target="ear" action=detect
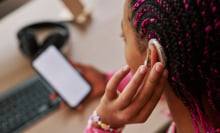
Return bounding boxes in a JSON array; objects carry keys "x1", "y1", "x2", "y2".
[
  {"x1": 145, "y1": 39, "x2": 167, "y2": 67},
  {"x1": 149, "y1": 44, "x2": 158, "y2": 67}
]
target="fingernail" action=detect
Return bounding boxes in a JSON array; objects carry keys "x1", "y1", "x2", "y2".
[
  {"x1": 122, "y1": 65, "x2": 129, "y2": 71},
  {"x1": 155, "y1": 63, "x2": 164, "y2": 72},
  {"x1": 139, "y1": 65, "x2": 147, "y2": 74}
]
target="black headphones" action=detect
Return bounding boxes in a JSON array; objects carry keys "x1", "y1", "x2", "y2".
[{"x1": 17, "y1": 21, "x2": 70, "y2": 58}]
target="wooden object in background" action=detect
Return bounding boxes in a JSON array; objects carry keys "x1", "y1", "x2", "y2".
[
  {"x1": 62, "y1": 0, "x2": 91, "y2": 24},
  {"x1": 0, "y1": 0, "x2": 29, "y2": 18}
]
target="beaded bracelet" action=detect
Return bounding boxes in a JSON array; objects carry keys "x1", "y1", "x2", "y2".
[{"x1": 87, "y1": 110, "x2": 122, "y2": 133}]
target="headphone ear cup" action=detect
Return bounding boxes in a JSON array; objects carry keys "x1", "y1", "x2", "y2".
[
  {"x1": 42, "y1": 32, "x2": 66, "y2": 49},
  {"x1": 18, "y1": 29, "x2": 39, "y2": 57}
]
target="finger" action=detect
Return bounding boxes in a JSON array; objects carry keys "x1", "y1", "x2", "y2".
[
  {"x1": 68, "y1": 58, "x2": 80, "y2": 68},
  {"x1": 136, "y1": 62, "x2": 165, "y2": 104},
  {"x1": 73, "y1": 62, "x2": 86, "y2": 69},
  {"x1": 123, "y1": 63, "x2": 165, "y2": 116},
  {"x1": 130, "y1": 69, "x2": 168, "y2": 123},
  {"x1": 105, "y1": 65, "x2": 130, "y2": 100},
  {"x1": 49, "y1": 92, "x2": 58, "y2": 101},
  {"x1": 59, "y1": 101, "x2": 67, "y2": 109},
  {"x1": 117, "y1": 65, "x2": 148, "y2": 108},
  {"x1": 76, "y1": 105, "x2": 83, "y2": 111},
  {"x1": 68, "y1": 59, "x2": 88, "y2": 72}
]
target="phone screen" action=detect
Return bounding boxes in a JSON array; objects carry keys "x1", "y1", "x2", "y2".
[{"x1": 32, "y1": 45, "x2": 91, "y2": 108}]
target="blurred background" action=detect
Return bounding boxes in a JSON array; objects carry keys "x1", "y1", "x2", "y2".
[
  {"x1": 0, "y1": 0, "x2": 126, "y2": 93},
  {"x1": 0, "y1": 0, "x2": 171, "y2": 132},
  {"x1": 0, "y1": 0, "x2": 29, "y2": 18}
]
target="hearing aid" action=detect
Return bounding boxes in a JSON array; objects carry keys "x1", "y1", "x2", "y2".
[{"x1": 144, "y1": 38, "x2": 167, "y2": 67}]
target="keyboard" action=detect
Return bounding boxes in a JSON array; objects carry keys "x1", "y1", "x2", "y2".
[{"x1": 0, "y1": 75, "x2": 61, "y2": 133}]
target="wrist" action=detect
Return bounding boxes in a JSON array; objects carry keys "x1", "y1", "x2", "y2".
[{"x1": 87, "y1": 110, "x2": 123, "y2": 133}]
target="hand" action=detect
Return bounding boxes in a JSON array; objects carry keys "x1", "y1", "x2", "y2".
[
  {"x1": 69, "y1": 60, "x2": 107, "y2": 100},
  {"x1": 95, "y1": 62, "x2": 168, "y2": 128}
]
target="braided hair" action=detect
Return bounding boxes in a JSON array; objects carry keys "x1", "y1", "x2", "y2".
[{"x1": 129, "y1": 0, "x2": 220, "y2": 132}]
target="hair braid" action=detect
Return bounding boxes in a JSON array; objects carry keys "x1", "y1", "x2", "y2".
[{"x1": 130, "y1": 0, "x2": 220, "y2": 132}]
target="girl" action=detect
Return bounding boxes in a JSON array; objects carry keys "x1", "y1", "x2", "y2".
[{"x1": 75, "y1": 0, "x2": 220, "y2": 132}]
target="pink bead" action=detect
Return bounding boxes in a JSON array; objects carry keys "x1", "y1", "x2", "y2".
[
  {"x1": 192, "y1": 22, "x2": 196, "y2": 28},
  {"x1": 172, "y1": 76, "x2": 176, "y2": 81},
  {"x1": 181, "y1": 64, "x2": 184, "y2": 68},
  {"x1": 202, "y1": 11, "x2": 205, "y2": 16},
  {"x1": 183, "y1": 0, "x2": 186, "y2": 4},
  {"x1": 216, "y1": 128, "x2": 220, "y2": 133},
  {"x1": 212, "y1": 6, "x2": 216, "y2": 13},
  {"x1": 205, "y1": 25, "x2": 212, "y2": 33},
  {"x1": 215, "y1": 21, "x2": 220, "y2": 29},
  {"x1": 197, "y1": 0, "x2": 200, "y2": 5},
  {"x1": 214, "y1": 69, "x2": 218, "y2": 74},
  {"x1": 185, "y1": 4, "x2": 189, "y2": 10}
]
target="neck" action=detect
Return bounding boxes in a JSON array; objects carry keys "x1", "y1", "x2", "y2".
[
  {"x1": 164, "y1": 86, "x2": 196, "y2": 133},
  {"x1": 164, "y1": 85, "x2": 220, "y2": 133}
]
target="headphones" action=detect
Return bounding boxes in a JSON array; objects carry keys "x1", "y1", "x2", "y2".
[{"x1": 17, "y1": 22, "x2": 70, "y2": 58}]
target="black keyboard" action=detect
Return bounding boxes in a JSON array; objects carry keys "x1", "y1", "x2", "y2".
[{"x1": 0, "y1": 75, "x2": 61, "y2": 133}]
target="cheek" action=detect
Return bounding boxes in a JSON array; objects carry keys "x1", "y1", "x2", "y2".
[{"x1": 124, "y1": 44, "x2": 143, "y2": 75}]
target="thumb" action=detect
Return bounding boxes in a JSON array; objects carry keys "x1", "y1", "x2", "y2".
[
  {"x1": 68, "y1": 58, "x2": 78, "y2": 68},
  {"x1": 68, "y1": 59, "x2": 87, "y2": 72}
]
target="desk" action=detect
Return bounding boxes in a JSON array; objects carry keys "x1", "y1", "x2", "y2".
[{"x1": 0, "y1": 0, "x2": 171, "y2": 132}]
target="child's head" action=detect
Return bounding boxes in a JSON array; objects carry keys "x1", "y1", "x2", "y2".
[{"x1": 121, "y1": 0, "x2": 219, "y2": 132}]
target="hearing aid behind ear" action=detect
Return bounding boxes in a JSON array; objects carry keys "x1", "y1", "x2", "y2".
[{"x1": 144, "y1": 39, "x2": 167, "y2": 67}]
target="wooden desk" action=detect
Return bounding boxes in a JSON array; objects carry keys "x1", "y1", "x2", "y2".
[{"x1": 0, "y1": 0, "x2": 171, "y2": 132}]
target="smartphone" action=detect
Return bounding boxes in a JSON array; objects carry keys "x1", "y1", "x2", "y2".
[{"x1": 32, "y1": 45, "x2": 91, "y2": 108}]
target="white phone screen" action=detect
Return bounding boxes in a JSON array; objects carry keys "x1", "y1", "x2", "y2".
[{"x1": 32, "y1": 45, "x2": 91, "y2": 108}]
